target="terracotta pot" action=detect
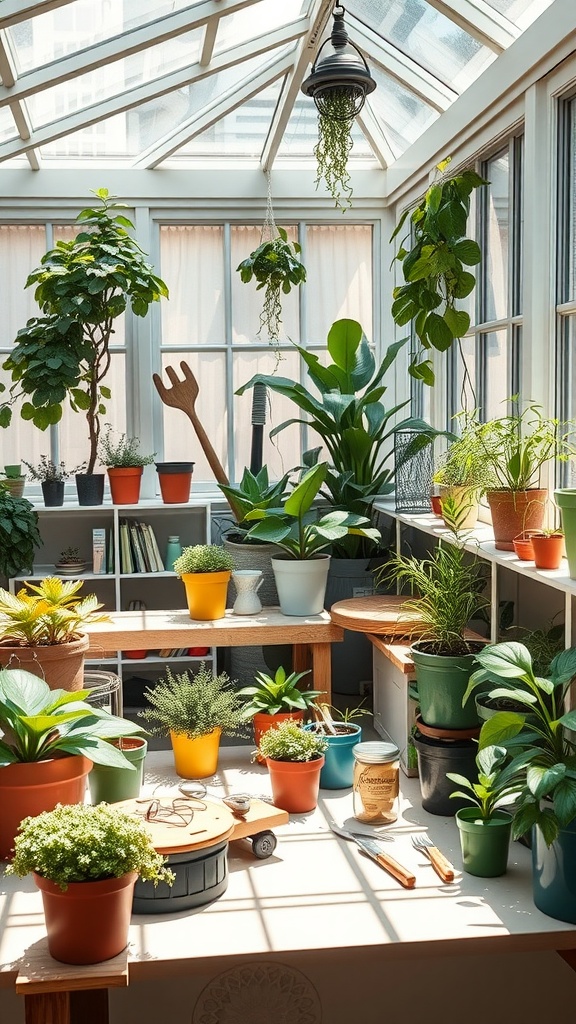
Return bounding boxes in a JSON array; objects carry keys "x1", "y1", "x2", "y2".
[
  {"x1": 530, "y1": 533, "x2": 565, "y2": 570},
  {"x1": 512, "y1": 533, "x2": 535, "y2": 561},
  {"x1": 252, "y1": 710, "x2": 305, "y2": 765},
  {"x1": 414, "y1": 711, "x2": 480, "y2": 742},
  {"x1": 430, "y1": 495, "x2": 443, "y2": 516},
  {"x1": 170, "y1": 727, "x2": 222, "y2": 779},
  {"x1": 265, "y1": 755, "x2": 325, "y2": 813},
  {"x1": 0, "y1": 754, "x2": 92, "y2": 861},
  {"x1": 181, "y1": 570, "x2": 231, "y2": 620},
  {"x1": 107, "y1": 466, "x2": 143, "y2": 505},
  {"x1": 34, "y1": 870, "x2": 137, "y2": 964},
  {"x1": 156, "y1": 462, "x2": 194, "y2": 503},
  {"x1": 0, "y1": 634, "x2": 89, "y2": 691},
  {"x1": 486, "y1": 489, "x2": 547, "y2": 550}
]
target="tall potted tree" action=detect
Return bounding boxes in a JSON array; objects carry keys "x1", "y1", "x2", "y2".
[{"x1": 0, "y1": 189, "x2": 169, "y2": 505}]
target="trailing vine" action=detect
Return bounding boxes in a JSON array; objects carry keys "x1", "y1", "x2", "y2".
[
  {"x1": 314, "y1": 88, "x2": 355, "y2": 212},
  {"x1": 390, "y1": 158, "x2": 489, "y2": 385},
  {"x1": 236, "y1": 227, "x2": 306, "y2": 347}
]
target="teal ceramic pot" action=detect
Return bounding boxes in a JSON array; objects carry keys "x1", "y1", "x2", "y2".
[
  {"x1": 306, "y1": 723, "x2": 361, "y2": 789},
  {"x1": 455, "y1": 807, "x2": 513, "y2": 877},
  {"x1": 88, "y1": 737, "x2": 147, "y2": 804},
  {"x1": 411, "y1": 641, "x2": 484, "y2": 730},
  {"x1": 554, "y1": 489, "x2": 576, "y2": 580},
  {"x1": 531, "y1": 817, "x2": 576, "y2": 924}
]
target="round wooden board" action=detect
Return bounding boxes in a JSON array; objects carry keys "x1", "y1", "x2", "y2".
[
  {"x1": 329, "y1": 595, "x2": 426, "y2": 636},
  {"x1": 114, "y1": 797, "x2": 236, "y2": 854}
]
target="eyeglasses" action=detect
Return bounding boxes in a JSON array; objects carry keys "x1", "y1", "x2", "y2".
[{"x1": 135, "y1": 796, "x2": 206, "y2": 828}]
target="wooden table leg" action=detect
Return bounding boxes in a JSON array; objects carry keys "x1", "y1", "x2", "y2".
[
  {"x1": 311, "y1": 642, "x2": 332, "y2": 704},
  {"x1": 559, "y1": 949, "x2": 576, "y2": 972},
  {"x1": 24, "y1": 988, "x2": 109, "y2": 1024}
]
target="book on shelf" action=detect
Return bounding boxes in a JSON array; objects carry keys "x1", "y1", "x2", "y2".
[
  {"x1": 129, "y1": 522, "x2": 147, "y2": 574},
  {"x1": 139, "y1": 521, "x2": 164, "y2": 572},
  {"x1": 119, "y1": 519, "x2": 134, "y2": 574},
  {"x1": 92, "y1": 528, "x2": 106, "y2": 575},
  {"x1": 106, "y1": 527, "x2": 115, "y2": 574}
]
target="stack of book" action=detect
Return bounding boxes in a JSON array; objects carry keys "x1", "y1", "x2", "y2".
[
  {"x1": 119, "y1": 519, "x2": 165, "y2": 574},
  {"x1": 157, "y1": 648, "x2": 189, "y2": 658}
]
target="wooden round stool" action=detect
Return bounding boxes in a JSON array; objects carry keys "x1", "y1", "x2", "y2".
[{"x1": 329, "y1": 594, "x2": 425, "y2": 638}]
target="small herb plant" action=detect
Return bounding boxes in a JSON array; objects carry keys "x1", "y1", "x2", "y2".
[
  {"x1": 447, "y1": 742, "x2": 522, "y2": 820},
  {"x1": 314, "y1": 93, "x2": 354, "y2": 212},
  {"x1": 0, "y1": 577, "x2": 108, "y2": 645},
  {"x1": 139, "y1": 664, "x2": 246, "y2": 741},
  {"x1": 256, "y1": 718, "x2": 327, "y2": 763},
  {"x1": 236, "y1": 227, "x2": 306, "y2": 346},
  {"x1": 173, "y1": 544, "x2": 235, "y2": 575},
  {"x1": 0, "y1": 489, "x2": 41, "y2": 578},
  {"x1": 98, "y1": 424, "x2": 155, "y2": 468},
  {"x1": 22, "y1": 456, "x2": 72, "y2": 482},
  {"x1": 391, "y1": 158, "x2": 488, "y2": 385},
  {"x1": 470, "y1": 402, "x2": 576, "y2": 490},
  {"x1": 6, "y1": 803, "x2": 174, "y2": 891},
  {"x1": 58, "y1": 546, "x2": 84, "y2": 564},
  {"x1": 238, "y1": 665, "x2": 322, "y2": 718}
]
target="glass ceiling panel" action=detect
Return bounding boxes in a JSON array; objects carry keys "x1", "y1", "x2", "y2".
[
  {"x1": 482, "y1": 0, "x2": 553, "y2": 21},
  {"x1": 173, "y1": 81, "x2": 283, "y2": 159},
  {"x1": 348, "y1": 0, "x2": 495, "y2": 91},
  {"x1": 0, "y1": 106, "x2": 20, "y2": 146},
  {"x1": 367, "y1": 63, "x2": 439, "y2": 152},
  {"x1": 215, "y1": 0, "x2": 308, "y2": 54},
  {"x1": 276, "y1": 97, "x2": 373, "y2": 160},
  {"x1": 8, "y1": 0, "x2": 198, "y2": 74}
]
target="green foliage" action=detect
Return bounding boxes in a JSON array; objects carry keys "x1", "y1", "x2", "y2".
[
  {"x1": 238, "y1": 665, "x2": 321, "y2": 717},
  {"x1": 433, "y1": 410, "x2": 495, "y2": 490},
  {"x1": 1, "y1": 189, "x2": 169, "y2": 473},
  {"x1": 98, "y1": 423, "x2": 155, "y2": 467},
  {"x1": 139, "y1": 664, "x2": 246, "y2": 740},
  {"x1": 0, "y1": 577, "x2": 108, "y2": 645},
  {"x1": 447, "y1": 742, "x2": 522, "y2": 820},
  {"x1": 237, "y1": 318, "x2": 434, "y2": 554},
  {"x1": 256, "y1": 718, "x2": 328, "y2": 762},
  {"x1": 173, "y1": 544, "x2": 235, "y2": 575},
  {"x1": 314, "y1": 93, "x2": 354, "y2": 212},
  {"x1": 218, "y1": 465, "x2": 290, "y2": 535},
  {"x1": 244, "y1": 462, "x2": 380, "y2": 559},
  {"x1": 391, "y1": 159, "x2": 488, "y2": 384},
  {"x1": 6, "y1": 803, "x2": 174, "y2": 890},
  {"x1": 469, "y1": 402, "x2": 576, "y2": 490},
  {"x1": 22, "y1": 456, "x2": 72, "y2": 482},
  {"x1": 0, "y1": 490, "x2": 41, "y2": 578},
  {"x1": 474, "y1": 642, "x2": 576, "y2": 843},
  {"x1": 236, "y1": 227, "x2": 306, "y2": 345},
  {"x1": 0, "y1": 667, "x2": 144, "y2": 766}
]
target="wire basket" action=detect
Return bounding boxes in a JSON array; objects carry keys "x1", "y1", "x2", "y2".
[{"x1": 394, "y1": 429, "x2": 433, "y2": 514}]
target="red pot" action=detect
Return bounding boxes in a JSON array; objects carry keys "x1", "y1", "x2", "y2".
[
  {"x1": 512, "y1": 534, "x2": 535, "y2": 561},
  {"x1": 34, "y1": 870, "x2": 137, "y2": 964},
  {"x1": 156, "y1": 462, "x2": 194, "y2": 504},
  {"x1": 253, "y1": 710, "x2": 304, "y2": 765},
  {"x1": 266, "y1": 755, "x2": 325, "y2": 813},
  {"x1": 430, "y1": 495, "x2": 443, "y2": 516},
  {"x1": 107, "y1": 466, "x2": 143, "y2": 505},
  {"x1": 530, "y1": 533, "x2": 565, "y2": 570}
]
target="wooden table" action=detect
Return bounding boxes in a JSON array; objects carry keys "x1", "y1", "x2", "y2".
[{"x1": 86, "y1": 607, "x2": 344, "y2": 704}]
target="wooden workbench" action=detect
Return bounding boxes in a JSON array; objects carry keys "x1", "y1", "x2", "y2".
[{"x1": 86, "y1": 607, "x2": 344, "y2": 704}]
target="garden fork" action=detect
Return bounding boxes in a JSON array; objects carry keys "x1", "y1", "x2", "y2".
[
  {"x1": 153, "y1": 361, "x2": 229, "y2": 487},
  {"x1": 411, "y1": 833, "x2": 455, "y2": 883}
]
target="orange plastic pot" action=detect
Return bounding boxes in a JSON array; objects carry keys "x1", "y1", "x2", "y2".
[
  {"x1": 265, "y1": 756, "x2": 325, "y2": 813},
  {"x1": 253, "y1": 710, "x2": 304, "y2": 765},
  {"x1": 181, "y1": 571, "x2": 231, "y2": 620},
  {"x1": 34, "y1": 870, "x2": 137, "y2": 964},
  {"x1": 530, "y1": 533, "x2": 565, "y2": 570},
  {"x1": 512, "y1": 534, "x2": 535, "y2": 561},
  {"x1": 107, "y1": 466, "x2": 143, "y2": 505},
  {"x1": 156, "y1": 462, "x2": 194, "y2": 504},
  {"x1": 170, "y1": 728, "x2": 222, "y2": 779}
]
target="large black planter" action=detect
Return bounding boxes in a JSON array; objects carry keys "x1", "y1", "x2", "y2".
[
  {"x1": 41, "y1": 480, "x2": 65, "y2": 507},
  {"x1": 413, "y1": 732, "x2": 478, "y2": 816},
  {"x1": 75, "y1": 473, "x2": 105, "y2": 506}
]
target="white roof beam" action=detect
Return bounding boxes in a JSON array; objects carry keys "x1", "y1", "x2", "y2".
[
  {"x1": 137, "y1": 53, "x2": 295, "y2": 168},
  {"x1": 0, "y1": 0, "x2": 263, "y2": 108},
  {"x1": 0, "y1": 0, "x2": 76, "y2": 29},
  {"x1": 0, "y1": 29, "x2": 38, "y2": 168},
  {"x1": 261, "y1": 0, "x2": 333, "y2": 172},
  {"x1": 424, "y1": 0, "x2": 519, "y2": 53},
  {"x1": 200, "y1": 17, "x2": 220, "y2": 67},
  {"x1": 0, "y1": 20, "x2": 307, "y2": 162},
  {"x1": 357, "y1": 102, "x2": 397, "y2": 169}
]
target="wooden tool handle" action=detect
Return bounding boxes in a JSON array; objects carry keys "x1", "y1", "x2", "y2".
[
  {"x1": 186, "y1": 408, "x2": 230, "y2": 487},
  {"x1": 374, "y1": 851, "x2": 416, "y2": 889},
  {"x1": 427, "y1": 846, "x2": 455, "y2": 883}
]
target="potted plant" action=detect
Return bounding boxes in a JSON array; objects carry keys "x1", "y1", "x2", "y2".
[
  {"x1": 472, "y1": 641, "x2": 576, "y2": 923},
  {"x1": 447, "y1": 740, "x2": 521, "y2": 877},
  {"x1": 87, "y1": 733, "x2": 148, "y2": 805},
  {"x1": 1, "y1": 464, "x2": 26, "y2": 498},
  {"x1": 173, "y1": 544, "x2": 235, "y2": 620},
  {"x1": 0, "y1": 488, "x2": 41, "y2": 578},
  {"x1": 98, "y1": 423, "x2": 155, "y2": 505},
  {"x1": 138, "y1": 663, "x2": 246, "y2": 778},
  {"x1": 22, "y1": 455, "x2": 74, "y2": 507},
  {"x1": 244, "y1": 461, "x2": 380, "y2": 615},
  {"x1": 5, "y1": 802, "x2": 173, "y2": 963},
  {"x1": 0, "y1": 189, "x2": 169, "y2": 506},
  {"x1": 0, "y1": 666, "x2": 145, "y2": 859},
  {"x1": 306, "y1": 702, "x2": 368, "y2": 789},
  {"x1": 236, "y1": 227, "x2": 306, "y2": 348},
  {"x1": 255, "y1": 718, "x2": 327, "y2": 813},
  {"x1": 432, "y1": 411, "x2": 495, "y2": 529},
  {"x1": 238, "y1": 665, "x2": 322, "y2": 763},
  {"x1": 528, "y1": 527, "x2": 565, "y2": 570},
  {"x1": 55, "y1": 545, "x2": 88, "y2": 575},
  {"x1": 0, "y1": 576, "x2": 109, "y2": 691}
]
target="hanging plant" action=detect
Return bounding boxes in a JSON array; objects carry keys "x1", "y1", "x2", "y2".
[
  {"x1": 237, "y1": 228, "x2": 306, "y2": 348},
  {"x1": 390, "y1": 157, "x2": 489, "y2": 385},
  {"x1": 314, "y1": 89, "x2": 354, "y2": 212}
]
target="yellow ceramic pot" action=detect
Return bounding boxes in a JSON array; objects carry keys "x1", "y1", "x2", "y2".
[
  {"x1": 170, "y1": 728, "x2": 222, "y2": 778},
  {"x1": 181, "y1": 571, "x2": 231, "y2": 620}
]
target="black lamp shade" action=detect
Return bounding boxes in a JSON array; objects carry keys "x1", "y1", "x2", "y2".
[{"x1": 301, "y1": 4, "x2": 376, "y2": 120}]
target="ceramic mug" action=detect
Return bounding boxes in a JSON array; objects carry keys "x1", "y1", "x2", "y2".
[{"x1": 232, "y1": 570, "x2": 264, "y2": 615}]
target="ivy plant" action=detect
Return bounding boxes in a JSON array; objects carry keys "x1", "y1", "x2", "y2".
[
  {"x1": 390, "y1": 159, "x2": 489, "y2": 385},
  {"x1": 314, "y1": 91, "x2": 355, "y2": 212},
  {"x1": 236, "y1": 227, "x2": 306, "y2": 347},
  {"x1": 0, "y1": 189, "x2": 169, "y2": 473}
]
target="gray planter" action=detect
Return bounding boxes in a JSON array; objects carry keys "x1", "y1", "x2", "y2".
[{"x1": 324, "y1": 557, "x2": 379, "y2": 695}]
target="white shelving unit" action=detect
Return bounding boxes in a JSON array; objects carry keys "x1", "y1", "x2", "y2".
[{"x1": 8, "y1": 499, "x2": 215, "y2": 704}]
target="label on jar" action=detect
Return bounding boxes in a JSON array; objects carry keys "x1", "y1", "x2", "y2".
[{"x1": 353, "y1": 761, "x2": 399, "y2": 823}]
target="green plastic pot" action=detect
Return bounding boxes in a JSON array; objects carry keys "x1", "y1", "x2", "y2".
[
  {"x1": 455, "y1": 807, "x2": 513, "y2": 877},
  {"x1": 88, "y1": 737, "x2": 147, "y2": 804},
  {"x1": 410, "y1": 642, "x2": 484, "y2": 730},
  {"x1": 554, "y1": 489, "x2": 576, "y2": 579}
]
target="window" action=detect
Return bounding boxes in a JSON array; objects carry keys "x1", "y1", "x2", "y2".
[{"x1": 556, "y1": 92, "x2": 576, "y2": 485}]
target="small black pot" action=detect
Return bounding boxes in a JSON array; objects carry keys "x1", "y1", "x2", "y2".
[
  {"x1": 75, "y1": 473, "x2": 105, "y2": 506},
  {"x1": 413, "y1": 732, "x2": 478, "y2": 816},
  {"x1": 41, "y1": 479, "x2": 65, "y2": 507}
]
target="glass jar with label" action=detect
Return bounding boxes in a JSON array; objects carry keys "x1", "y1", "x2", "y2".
[{"x1": 352, "y1": 741, "x2": 400, "y2": 824}]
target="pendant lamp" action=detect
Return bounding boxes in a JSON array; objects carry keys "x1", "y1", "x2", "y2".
[{"x1": 301, "y1": 4, "x2": 376, "y2": 121}]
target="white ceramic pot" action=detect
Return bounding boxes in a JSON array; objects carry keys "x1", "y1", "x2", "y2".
[{"x1": 271, "y1": 554, "x2": 331, "y2": 616}]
